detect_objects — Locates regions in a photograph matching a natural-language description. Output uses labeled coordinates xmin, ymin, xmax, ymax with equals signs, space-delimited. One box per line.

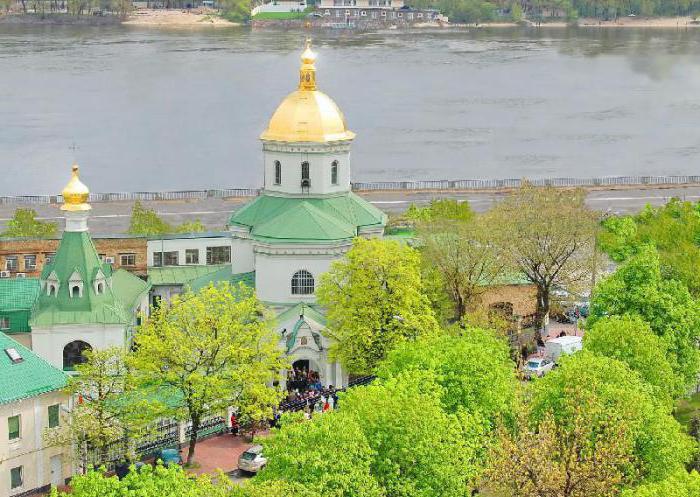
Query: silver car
xmin=524 ymin=357 xmax=555 ymax=379
xmin=238 ymin=445 xmax=267 ymax=474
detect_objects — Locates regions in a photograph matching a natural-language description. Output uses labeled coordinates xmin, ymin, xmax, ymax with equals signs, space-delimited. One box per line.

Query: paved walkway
xmin=190 ymin=433 xmax=253 ymax=476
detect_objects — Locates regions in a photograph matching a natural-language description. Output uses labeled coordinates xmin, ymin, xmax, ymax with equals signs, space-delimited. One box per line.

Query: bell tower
xmin=259 ymin=41 xmax=355 ymax=197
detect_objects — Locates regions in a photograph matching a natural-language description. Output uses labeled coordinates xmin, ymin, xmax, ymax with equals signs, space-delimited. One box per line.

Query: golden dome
xmin=260 ymin=40 xmax=355 ymax=143
xmin=61 ymin=164 xmax=91 ymax=212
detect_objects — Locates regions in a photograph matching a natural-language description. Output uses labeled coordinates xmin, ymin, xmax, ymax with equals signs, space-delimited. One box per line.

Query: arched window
xmin=62 ymin=340 xmax=92 ymax=371
xmin=47 ymin=283 xmax=57 ymax=297
xmin=71 ymin=285 xmax=81 ymax=298
xmin=96 ymin=282 xmax=104 ymax=295
xmin=291 ymin=270 xmax=314 ymax=295
xmin=301 ymin=161 xmax=310 ymax=188
xmin=331 ymin=161 xmax=338 ymax=185
xmin=274 ymin=161 xmax=282 ymax=185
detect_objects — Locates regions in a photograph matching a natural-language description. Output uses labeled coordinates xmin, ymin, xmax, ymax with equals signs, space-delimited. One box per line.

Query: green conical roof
xmin=32 ymin=231 xmax=150 ymax=327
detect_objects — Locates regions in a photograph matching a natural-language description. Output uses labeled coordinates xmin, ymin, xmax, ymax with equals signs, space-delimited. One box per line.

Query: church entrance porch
xmin=287 ymin=358 xmax=322 ymax=392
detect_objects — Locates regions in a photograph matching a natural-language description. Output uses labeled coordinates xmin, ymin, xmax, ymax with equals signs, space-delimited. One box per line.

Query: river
xmin=1 ymin=25 xmax=700 ymax=195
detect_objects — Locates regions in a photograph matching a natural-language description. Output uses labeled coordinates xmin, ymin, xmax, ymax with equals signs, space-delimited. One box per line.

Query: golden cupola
xmin=61 ymin=164 xmax=91 ymax=212
xmin=260 ymin=40 xmax=355 ymax=143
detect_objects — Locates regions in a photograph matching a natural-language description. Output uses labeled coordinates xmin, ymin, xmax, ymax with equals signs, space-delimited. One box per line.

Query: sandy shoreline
xmin=449 ymin=16 xmax=700 ymax=29
xmin=122 ymin=8 xmax=238 ymax=27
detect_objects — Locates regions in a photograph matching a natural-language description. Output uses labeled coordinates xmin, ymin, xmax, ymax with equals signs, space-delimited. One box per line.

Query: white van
xmin=545 ymin=336 xmax=583 ymax=362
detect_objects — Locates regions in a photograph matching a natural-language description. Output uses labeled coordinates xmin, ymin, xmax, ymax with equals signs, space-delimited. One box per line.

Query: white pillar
xmin=335 ymin=362 xmax=343 ymax=389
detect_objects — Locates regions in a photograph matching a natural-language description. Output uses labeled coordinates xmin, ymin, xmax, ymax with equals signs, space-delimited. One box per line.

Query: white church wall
xmin=31 ymin=324 xmax=126 ymax=371
xmin=230 ymin=236 xmax=255 ymax=274
xmin=262 ymin=147 xmax=351 ymax=195
xmin=255 ymin=252 xmax=338 ymax=303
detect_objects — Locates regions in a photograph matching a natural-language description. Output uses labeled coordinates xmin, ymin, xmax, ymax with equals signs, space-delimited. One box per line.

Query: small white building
xmin=30 ymin=166 xmax=150 ymax=372
xmin=0 ymin=333 xmax=70 ymax=496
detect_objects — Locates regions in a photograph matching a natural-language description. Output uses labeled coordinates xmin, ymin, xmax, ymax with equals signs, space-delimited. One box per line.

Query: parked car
xmin=153 ymin=448 xmax=183 ymax=467
xmin=238 ymin=445 xmax=267 ymax=474
xmin=524 ymin=357 xmax=555 ymax=379
xmin=544 ymin=335 xmax=583 ymax=362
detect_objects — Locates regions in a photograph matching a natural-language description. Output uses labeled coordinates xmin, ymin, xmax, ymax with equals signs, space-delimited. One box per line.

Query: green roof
xmin=148 ymin=265 xmax=228 ymax=286
xmin=0 ymin=278 xmax=40 ymax=312
xmin=229 ymin=192 xmax=386 ymax=244
xmin=276 ymin=302 xmax=327 ymax=327
xmin=188 ymin=268 xmax=255 ymax=293
xmin=0 ymin=332 xmax=67 ymax=404
xmin=31 ymin=231 xmax=150 ymax=327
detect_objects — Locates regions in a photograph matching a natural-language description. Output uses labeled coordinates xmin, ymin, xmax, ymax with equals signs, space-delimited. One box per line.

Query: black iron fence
xmin=279 ymin=375 xmax=376 ymax=413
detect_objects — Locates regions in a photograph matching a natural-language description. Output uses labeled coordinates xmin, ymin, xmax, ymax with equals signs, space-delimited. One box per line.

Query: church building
xmin=227 ymin=41 xmax=386 ymax=388
xmin=29 ymin=166 xmax=150 ymax=371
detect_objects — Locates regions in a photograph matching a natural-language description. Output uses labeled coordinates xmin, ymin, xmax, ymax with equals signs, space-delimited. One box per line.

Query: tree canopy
xmin=257 ymin=411 xmax=383 ymax=497
xmin=129 ymin=283 xmax=286 ymax=464
xmin=377 ymin=329 xmax=517 ymax=423
xmin=620 ymin=470 xmax=700 ymax=497
xmin=584 ymin=315 xmax=678 ymax=401
xmin=589 ymin=245 xmax=700 ymax=391
xmin=317 ymin=238 xmax=439 ymax=374
xmin=49 ymin=464 xmax=230 ymax=497
xmin=530 ymin=351 xmax=695 ymax=483
xmin=1 ymin=208 xmax=57 ymax=238
xmin=340 ymin=370 xmax=488 ymax=496
xmin=418 ymin=212 xmax=504 ymax=321
xmin=128 ymin=200 xmax=205 ymax=236
xmin=599 ymin=199 xmax=700 ymax=295
xmin=486 ymin=183 xmax=598 ymax=327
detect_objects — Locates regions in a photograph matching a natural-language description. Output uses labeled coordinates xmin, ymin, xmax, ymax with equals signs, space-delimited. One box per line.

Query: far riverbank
xmin=2 ymin=11 xmax=699 ymax=29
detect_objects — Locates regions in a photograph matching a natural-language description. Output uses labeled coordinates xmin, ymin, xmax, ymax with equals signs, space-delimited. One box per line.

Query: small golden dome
xmin=61 ymin=164 xmax=91 ymax=212
xmin=260 ymin=41 xmax=355 ymax=143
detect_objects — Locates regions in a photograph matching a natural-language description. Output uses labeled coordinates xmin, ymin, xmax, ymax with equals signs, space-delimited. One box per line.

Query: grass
xmin=252 ymin=8 xmax=312 ymax=20
xmin=674 ymin=391 xmax=700 ymax=428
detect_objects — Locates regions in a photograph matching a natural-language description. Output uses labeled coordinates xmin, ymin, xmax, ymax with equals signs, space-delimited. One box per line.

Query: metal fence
xmin=2 ymin=176 xmax=700 ymax=206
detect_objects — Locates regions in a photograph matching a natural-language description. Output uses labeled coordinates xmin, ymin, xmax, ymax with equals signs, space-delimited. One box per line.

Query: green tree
xmin=419 ymin=214 xmax=504 ymax=320
xmin=584 ymin=315 xmax=679 ymax=401
xmin=49 ymin=464 xmax=231 ymax=497
xmin=405 ymin=198 xmax=474 ymax=223
xmin=598 ymin=200 xmax=700 ymax=295
xmin=317 ymin=238 xmax=439 ymax=374
xmin=232 ymin=480 xmax=323 ymax=497
xmin=589 ymin=245 xmax=700 ymax=392
xmin=620 ymin=470 xmax=700 ymax=497
xmin=530 ymin=351 xmax=695 ymax=483
xmin=44 ymin=347 xmax=147 ymax=472
xmin=2 ymin=208 xmax=57 ymax=238
xmin=485 ymin=405 xmax=634 ymax=497
xmin=341 ymin=371 xmax=488 ymax=496
xmin=257 ymin=411 xmax=383 ymax=497
xmin=486 ymin=184 xmax=598 ymax=328
xmin=127 ymin=200 xmax=204 ymax=236
xmin=129 ymin=283 xmax=286 ymax=464
xmin=377 ymin=329 xmax=517 ymax=423
xmin=219 ymin=0 xmax=251 ymax=22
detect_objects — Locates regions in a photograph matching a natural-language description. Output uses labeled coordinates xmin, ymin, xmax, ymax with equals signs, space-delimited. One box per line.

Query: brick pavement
xmin=189 ymin=433 xmax=254 ymax=475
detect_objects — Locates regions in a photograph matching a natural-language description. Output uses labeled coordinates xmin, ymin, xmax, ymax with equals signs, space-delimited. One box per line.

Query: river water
xmin=1 ymin=25 xmax=700 ymax=195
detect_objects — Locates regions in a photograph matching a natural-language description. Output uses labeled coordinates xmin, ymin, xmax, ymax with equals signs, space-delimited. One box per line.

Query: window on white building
xmin=8 ymin=415 xmax=20 ymax=440
xmin=10 ymin=466 xmax=23 ymax=489
xmin=164 ymin=251 xmax=179 ymax=266
xmin=153 ymin=252 xmax=163 ymax=267
xmin=331 ymin=161 xmax=339 ymax=185
xmin=185 ymin=249 xmax=200 ymax=264
xmin=206 ymin=246 xmax=231 ymax=265
xmin=301 ymin=161 xmax=310 ymax=187
xmin=48 ymin=404 xmax=60 ymax=429
xmin=274 ymin=160 xmax=282 ymax=185
xmin=291 ymin=270 xmax=315 ymax=295
xmin=0 ymin=317 xmax=9 ymax=330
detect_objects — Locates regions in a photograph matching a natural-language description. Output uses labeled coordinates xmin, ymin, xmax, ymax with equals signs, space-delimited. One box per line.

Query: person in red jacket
xmin=230 ymin=413 xmax=239 ymax=436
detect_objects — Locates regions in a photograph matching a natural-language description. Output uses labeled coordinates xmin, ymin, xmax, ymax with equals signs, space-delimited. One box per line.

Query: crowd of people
xmin=286 ymin=366 xmax=322 ymax=392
